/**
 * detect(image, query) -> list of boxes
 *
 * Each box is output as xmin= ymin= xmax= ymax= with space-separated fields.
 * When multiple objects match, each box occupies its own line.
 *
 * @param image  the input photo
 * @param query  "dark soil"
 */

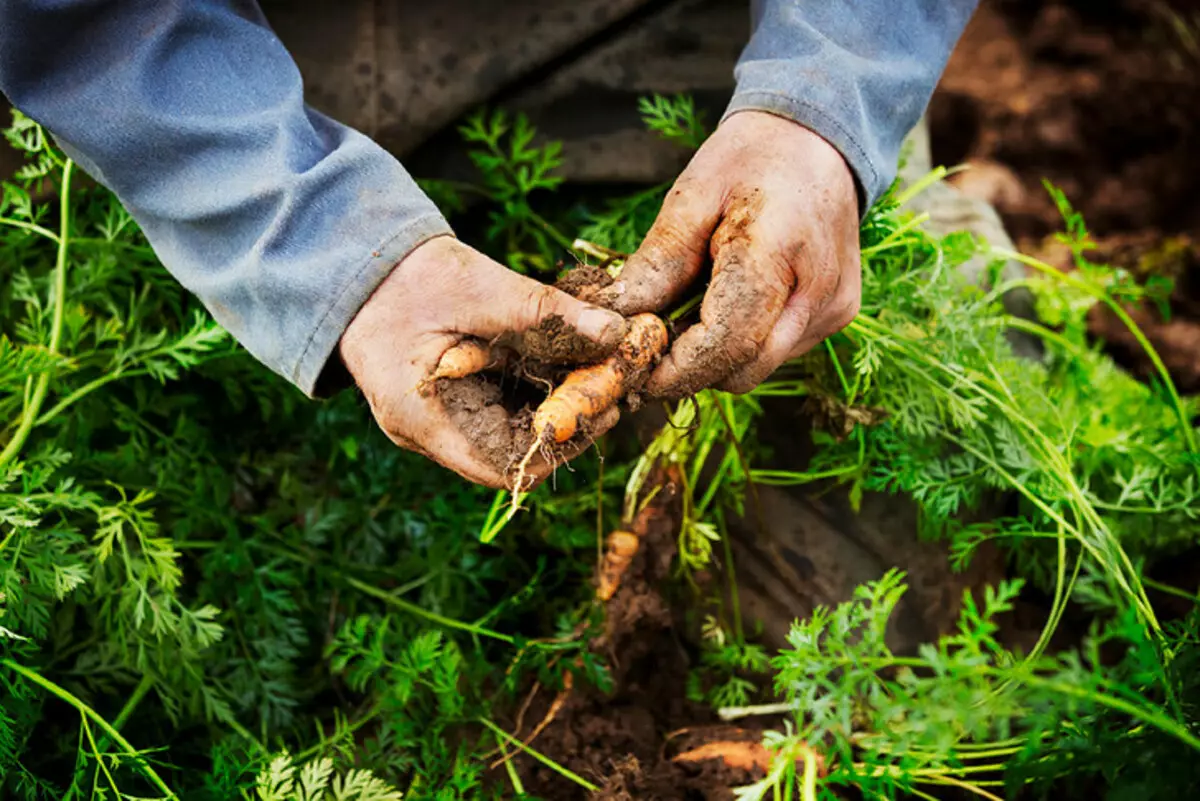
xmin=556 ymin=263 xmax=615 ymax=305
xmin=511 ymin=468 xmax=779 ymax=800
xmin=519 ymin=314 xmax=616 ymax=365
xmin=929 ymin=0 xmax=1200 ymax=391
xmin=495 ymin=4 xmax=1200 ymax=798
xmin=437 ymin=375 xmax=536 ymax=473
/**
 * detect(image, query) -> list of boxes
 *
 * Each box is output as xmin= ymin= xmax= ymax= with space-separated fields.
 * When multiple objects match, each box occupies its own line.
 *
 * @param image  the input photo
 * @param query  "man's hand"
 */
xmin=598 ymin=110 xmax=861 ymax=397
xmin=339 ymin=236 xmax=627 ymax=488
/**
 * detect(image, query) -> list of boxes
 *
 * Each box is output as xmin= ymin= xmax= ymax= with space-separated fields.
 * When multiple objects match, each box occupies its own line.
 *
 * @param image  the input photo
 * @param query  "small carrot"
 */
xmin=510 ymin=313 xmax=668 ymax=495
xmin=531 ymin=313 xmax=668 ymax=445
xmin=418 ymin=338 xmax=498 ymax=396
xmin=596 ymin=530 xmax=640 ymax=601
xmin=432 ymin=338 xmax=494 ymax=380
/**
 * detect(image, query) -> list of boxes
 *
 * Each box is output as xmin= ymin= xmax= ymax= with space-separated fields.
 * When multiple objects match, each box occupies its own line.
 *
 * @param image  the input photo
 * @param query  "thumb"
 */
xmin=460 ymin=257 xmax=628 ymax=361
xmin=595 ymin=173 xmax=722 ymax=316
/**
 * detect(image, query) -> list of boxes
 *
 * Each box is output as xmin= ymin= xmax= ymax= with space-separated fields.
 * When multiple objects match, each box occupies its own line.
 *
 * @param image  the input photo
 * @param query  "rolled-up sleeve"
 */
xmin=0 ymin=0 xmax=453 ymax=396
xmin=726 ymin=0 xmax=977 ymax=211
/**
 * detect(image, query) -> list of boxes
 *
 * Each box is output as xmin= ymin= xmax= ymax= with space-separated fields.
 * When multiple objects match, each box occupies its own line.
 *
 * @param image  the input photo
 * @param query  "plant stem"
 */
xmin=997 ymin=247 xmax=1198 ymax=455
xmin=1144 ymin=577 xmax=1200 ymax=604
xmin=2 ymin=658 xmax=177 ymax=799
xmin=0 ymin=216 xmax=60 ymax=242
xmin=478 ymin=717 xmax=599 ymax=792
xmin=0 ymin=160 xmax=73 ymax=471
xmin=801 ymin=746 xmax=818 ymax=801
xmin=341 ymin=573 xmax=515 ymax=644
xmin=34 ymin=369 xmax=150 ymax=426
xmin=258 ymin=541 xmax=515 ymax=643
xmin=718 ymin=701 xmax=792 ymax=721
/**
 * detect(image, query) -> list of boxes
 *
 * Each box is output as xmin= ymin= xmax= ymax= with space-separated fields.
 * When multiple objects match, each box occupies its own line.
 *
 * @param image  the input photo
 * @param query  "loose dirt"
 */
xmin=930 ymin=0 xmax=1200 ymax=390
xmin=520 ymin=314 xmax=616 ymax=365
xmin=511 ymin=468 xmax=780 ymax=800
xmin=556 ymin=263 xmax=616 ymax=305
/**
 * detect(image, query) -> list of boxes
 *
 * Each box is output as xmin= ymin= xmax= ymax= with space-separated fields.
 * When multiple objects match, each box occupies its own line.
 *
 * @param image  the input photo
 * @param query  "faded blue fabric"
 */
xmin=0 ymin=0 xmax=973 ymax=397
xmin=0 ymin=0 xmax=452 ymax=396
xmin=729 ymin=0 xmax=978 ymax=210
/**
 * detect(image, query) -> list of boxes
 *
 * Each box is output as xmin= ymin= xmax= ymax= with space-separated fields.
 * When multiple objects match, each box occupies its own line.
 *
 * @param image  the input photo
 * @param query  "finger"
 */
xmin=594 ymin=173 xmax=722 ymax=315
xmin=455 ymin=258 xmax=629 ymax=361
xmin=719 ymin=259 xmax=861 ymax=394
xmin=644 ymin=205 xmax=794 ymax=398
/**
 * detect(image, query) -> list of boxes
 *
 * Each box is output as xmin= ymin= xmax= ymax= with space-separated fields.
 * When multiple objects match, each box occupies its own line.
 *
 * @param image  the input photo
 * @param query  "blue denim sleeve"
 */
xmin=727 ymin=0 xmax=977 ymax=210
xmin=0 ymin=0 xmax=453 ymax=397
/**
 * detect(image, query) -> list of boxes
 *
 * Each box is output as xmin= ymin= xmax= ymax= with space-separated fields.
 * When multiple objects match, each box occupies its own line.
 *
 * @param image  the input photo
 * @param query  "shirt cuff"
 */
xmin=296 ymin=214 xmax=453 ymax=398
xmin=723 ymin=88 xmax=879 ymax=217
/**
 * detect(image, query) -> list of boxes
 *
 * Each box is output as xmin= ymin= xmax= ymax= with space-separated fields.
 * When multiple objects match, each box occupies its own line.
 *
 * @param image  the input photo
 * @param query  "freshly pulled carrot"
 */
xmin=432 ymin=338 xmax=494 ymax=380
xmin=510 ymin=313 xmax=667 ymax=496
xmin=596 ymin=530 xmax=640 ymax=601
xmin=673 ymin=740 xmax=825 ymax=776
xmin=531 ymin=313 xmax=668 ymax=445
xmin=672 ymin=741 xmax=775 ymax=773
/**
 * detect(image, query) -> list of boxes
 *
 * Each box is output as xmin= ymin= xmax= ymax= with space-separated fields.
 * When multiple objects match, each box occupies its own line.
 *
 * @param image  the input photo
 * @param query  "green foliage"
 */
xmin=455 ymin=109 xmax=569 ymax=273
xmin=735 ymin=571 xmax=1200 ymax=800
xmin=0 ymin=109 xmax=614 ymax=801
xmin=4 ymin=92 xmax=1200 ymax=801
xmin=638 ymin=93 xmax=709 ymax=150
xmin=252 ymin=752 xmax=403 ymax=801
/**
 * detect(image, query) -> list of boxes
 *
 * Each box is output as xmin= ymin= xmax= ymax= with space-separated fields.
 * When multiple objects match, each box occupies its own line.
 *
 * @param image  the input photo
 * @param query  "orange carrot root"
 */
xmin=596 ymin=530 xmax=640 ymax=601
xmin=673 ymin=740 xmax=825 ymax=775
xmin=531 ymin=313 xmax=668 ymax=445
xmin=432 ymin=339 xmax=494 ymax=380
xmin=672 ymin=741 xmax=775 ymax=773
xmin=509 ymin=313 xmax=668 ymax=497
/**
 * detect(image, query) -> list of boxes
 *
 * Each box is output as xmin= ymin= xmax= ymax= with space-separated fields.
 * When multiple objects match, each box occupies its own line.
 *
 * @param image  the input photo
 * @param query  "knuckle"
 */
xmin=827 ymin=296 xmax=861 ymax=334
xmin=517 ymin=285 xmax=555 ymax=329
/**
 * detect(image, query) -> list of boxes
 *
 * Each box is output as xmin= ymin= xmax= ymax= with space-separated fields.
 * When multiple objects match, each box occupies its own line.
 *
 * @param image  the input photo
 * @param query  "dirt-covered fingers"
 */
xmin=643 ymin=204 xmax=795 ymax=398
xmin=718 ymin=249 xmax=861 ymax=394
xmin=594 ymin=174 xmax=722 ymax=316
xmin=449 ymin=253 xmax=626 ymax=358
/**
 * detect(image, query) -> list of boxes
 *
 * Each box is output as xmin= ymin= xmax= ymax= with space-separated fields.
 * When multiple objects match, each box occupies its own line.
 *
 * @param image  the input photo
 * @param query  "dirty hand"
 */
xmin=338 ymin=236 xmax=627 ymax=488
xmin=598 ymin=110 xmax=861 ymax=397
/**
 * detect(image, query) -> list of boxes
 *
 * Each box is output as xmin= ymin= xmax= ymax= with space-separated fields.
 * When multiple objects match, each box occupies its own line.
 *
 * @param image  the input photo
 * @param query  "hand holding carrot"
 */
xmin=597 ymin=110 xmax=862 ymax=397
xmin=338 ymin=236 xmax=627 ymax=488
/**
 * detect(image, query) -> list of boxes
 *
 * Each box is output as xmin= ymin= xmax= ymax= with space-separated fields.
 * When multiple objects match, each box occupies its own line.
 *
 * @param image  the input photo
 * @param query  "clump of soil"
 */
xmin=519 ymin=314 xmax=615 ymax=365
xmin=555 ymin=263 xmax=615 ymax=304
xmin=508 ymin=468 xmax=782 ymax=800
xmin=436 ymin=375 xmax=536 ymax=472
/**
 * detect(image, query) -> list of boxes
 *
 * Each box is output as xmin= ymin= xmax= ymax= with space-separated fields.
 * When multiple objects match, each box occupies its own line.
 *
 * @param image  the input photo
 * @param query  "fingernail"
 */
xmin=576 ymin=307 xmax=625 ymax=343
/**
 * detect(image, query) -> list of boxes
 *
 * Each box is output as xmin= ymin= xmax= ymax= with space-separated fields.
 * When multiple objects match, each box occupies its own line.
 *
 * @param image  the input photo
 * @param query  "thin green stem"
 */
xmin=0 ymin=160 xmax=73 ymax=471
xmin=716 ymin=506 xmax=744 ymax=643
xmin=35 ymin=368 xmax=150 ymax=426
xmin=749 ymin=466 xmax=859 ymax=486
xmin=478 ymin=717 xmax=599 ymax=792
xmin=1144 ymin=577 xmax=1200 ymax=604
xmin=80 ymin=716 xmax=123 ymax=798
xmin=258 ymin=541 xmax=514 ymax=642
xmin=113 ymin=672 xmax=154 ymax=731
xmin=800 ymin=747 xmax=818 ymax=801
xmin=997 ymin=247 xmax=1197 ymax=454
xmin=2 ymin=658 xmax=177 ymax=799
xmin=0 ymin=216 xmax=60 ymax=242
xmin=341 ymin=574 xmax=514 ymax=644
xmin=999 ymin=315 xmax=1084 ymax=355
